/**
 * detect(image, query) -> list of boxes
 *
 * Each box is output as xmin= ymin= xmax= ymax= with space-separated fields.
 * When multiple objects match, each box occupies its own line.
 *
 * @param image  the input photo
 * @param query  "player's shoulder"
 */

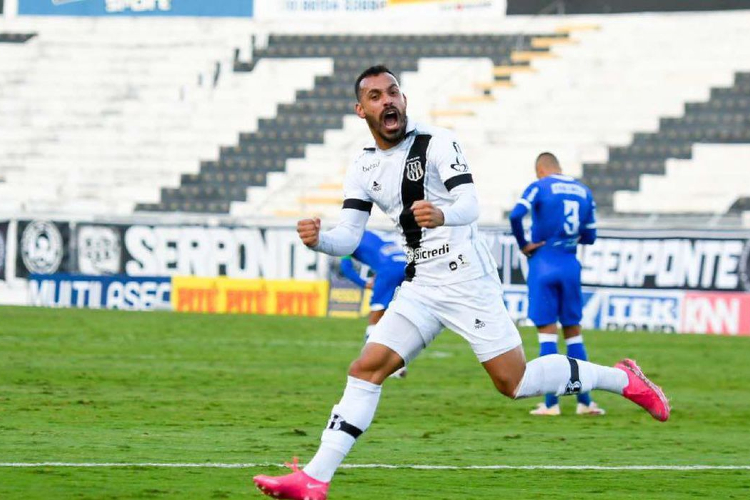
xmin=348 ymin=146 xmax=379 ymax=174
xmin=412 ymin=122 xmax=458 ymax=143
xmin=523 ymin=178 xmax=543 ymax=193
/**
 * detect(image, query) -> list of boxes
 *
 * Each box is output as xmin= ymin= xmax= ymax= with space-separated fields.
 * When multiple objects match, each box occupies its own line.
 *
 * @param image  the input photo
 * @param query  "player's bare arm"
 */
xmin=521 ymin=241 xmax=545 ymax=257
xmin=411 ymin=200 xmax=444 ymax=228
xmin=297 ymin=218 xmax=321 ymax=247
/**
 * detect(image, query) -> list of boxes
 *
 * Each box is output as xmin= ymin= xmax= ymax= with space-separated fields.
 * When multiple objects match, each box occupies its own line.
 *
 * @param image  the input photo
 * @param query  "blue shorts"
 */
xmin=370 ymin=264 xmax=406 ymax=311
xmin=527 ymin=253 xmax=582 ymax=327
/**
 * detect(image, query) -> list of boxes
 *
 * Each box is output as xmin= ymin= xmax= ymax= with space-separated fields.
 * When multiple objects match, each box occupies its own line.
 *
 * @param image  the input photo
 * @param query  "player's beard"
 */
xmin=366 ymin=107 xmax=407 ymax=148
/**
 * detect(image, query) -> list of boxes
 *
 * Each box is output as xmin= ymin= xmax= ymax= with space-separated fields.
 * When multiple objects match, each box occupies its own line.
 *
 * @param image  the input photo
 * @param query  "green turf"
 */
xmin=1 ymin=306 xmax=749 ymax=499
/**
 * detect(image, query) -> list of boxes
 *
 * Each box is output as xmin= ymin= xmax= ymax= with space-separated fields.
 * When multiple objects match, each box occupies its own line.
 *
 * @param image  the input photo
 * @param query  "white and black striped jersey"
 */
xmin=341 ymin=121 xmax=496 ymax=286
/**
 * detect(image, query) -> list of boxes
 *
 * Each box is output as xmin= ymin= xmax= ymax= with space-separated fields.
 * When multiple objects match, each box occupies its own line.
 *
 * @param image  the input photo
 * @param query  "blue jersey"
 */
xmin=509 ymin=174 xmax=597 ymax=256
xmin=339 ymin=231 xmax=406 ymax=288
xmin=339 ymin=231 xmax=407 ymax=311
xmin=509 ymin=174 xmax=597 ymax=327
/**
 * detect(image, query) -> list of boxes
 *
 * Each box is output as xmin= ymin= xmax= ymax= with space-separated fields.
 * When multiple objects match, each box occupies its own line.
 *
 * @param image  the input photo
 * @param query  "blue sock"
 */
xmin=566 ymin=336 xmax=592 ymax=406
xmin=538 ymin=334 xmax=559 ymax=408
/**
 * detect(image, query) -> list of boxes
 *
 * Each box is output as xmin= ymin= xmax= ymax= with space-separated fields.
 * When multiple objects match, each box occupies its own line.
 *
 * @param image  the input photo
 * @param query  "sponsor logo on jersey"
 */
xmin=474 ymin=318 xmax=486 ymax=329
xmin=21 ymin=221 xmax=64 ymax=274
xmin=551 ymin=182 xmax=587 ymax=198
xmin=372 ymin=181 xmax=382 ymax=192
xmin=405 ymin=156 xmax=424 ymax=181
xmin=405 ymin=243 xmax=450 ymax=263
xmin=363 ymin=160 xmax=380 ymax=172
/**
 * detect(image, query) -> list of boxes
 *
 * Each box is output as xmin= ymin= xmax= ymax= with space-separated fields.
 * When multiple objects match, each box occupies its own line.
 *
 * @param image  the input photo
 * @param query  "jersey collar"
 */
xmin=550 ymin=174 xmax=575 ymax=181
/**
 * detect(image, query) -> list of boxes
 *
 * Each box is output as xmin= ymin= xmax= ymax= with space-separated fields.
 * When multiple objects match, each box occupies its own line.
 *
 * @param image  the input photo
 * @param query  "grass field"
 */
xmin=1 ymin=306 xmax=749 ymax=499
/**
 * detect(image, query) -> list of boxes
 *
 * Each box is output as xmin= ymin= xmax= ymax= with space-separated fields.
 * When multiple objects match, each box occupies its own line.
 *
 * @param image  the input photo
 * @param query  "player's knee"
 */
xmin=348 ymin=356 xmax=388 ymax=383
xmin=486 ymin=373 xmax=519 ymax=398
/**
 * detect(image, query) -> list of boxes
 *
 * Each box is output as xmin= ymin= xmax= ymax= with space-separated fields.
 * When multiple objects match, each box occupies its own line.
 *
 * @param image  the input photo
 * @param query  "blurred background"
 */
xmin=1 ymin=0 xmax=750 ymax=334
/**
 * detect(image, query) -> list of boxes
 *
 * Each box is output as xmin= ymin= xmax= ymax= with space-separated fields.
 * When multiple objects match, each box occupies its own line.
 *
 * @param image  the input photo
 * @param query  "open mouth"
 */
xmin=382 ymin=109 xmax=400 ymax=131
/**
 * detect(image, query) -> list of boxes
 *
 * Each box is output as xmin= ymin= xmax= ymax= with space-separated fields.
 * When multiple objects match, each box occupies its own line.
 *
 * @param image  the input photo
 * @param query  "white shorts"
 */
xmin=367 ymin=273 xmax=522 ymax=364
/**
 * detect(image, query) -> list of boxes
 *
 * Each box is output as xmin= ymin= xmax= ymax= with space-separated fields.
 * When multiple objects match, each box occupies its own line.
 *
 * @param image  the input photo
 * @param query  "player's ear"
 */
xmin=355 ymin=101 xmax=366 ymax=119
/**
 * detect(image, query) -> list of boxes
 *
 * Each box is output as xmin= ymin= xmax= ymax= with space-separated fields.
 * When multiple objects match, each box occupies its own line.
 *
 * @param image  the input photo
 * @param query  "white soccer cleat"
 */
xmin=389 ymin=367 xmax=408 ymax=379
xmin=529 ymin=403 xmax=561 ymax=416
xmin=576 ymin=402 xmax=606 ymax=416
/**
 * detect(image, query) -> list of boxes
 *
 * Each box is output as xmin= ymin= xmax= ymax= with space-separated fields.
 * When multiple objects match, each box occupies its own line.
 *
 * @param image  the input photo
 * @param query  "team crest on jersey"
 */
xmin=405 ymin=157 xmax=424 ymax=182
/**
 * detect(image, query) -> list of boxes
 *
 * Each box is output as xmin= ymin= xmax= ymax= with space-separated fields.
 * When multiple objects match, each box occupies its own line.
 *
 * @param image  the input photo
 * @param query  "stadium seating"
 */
xmin=589 ymin=72 xmax=750 ymax=213
xmin=1 ymin=11 xmax=749 ymax=222
xmin=613 ymin=144 xmax=750 ymax=214
xmin=0 ymin=18 xmax=329 ymax=215
xmin=233 ymin=12 xmax=750 ymax=224
xmin=140 ymin=33 xmax=559 ymax=214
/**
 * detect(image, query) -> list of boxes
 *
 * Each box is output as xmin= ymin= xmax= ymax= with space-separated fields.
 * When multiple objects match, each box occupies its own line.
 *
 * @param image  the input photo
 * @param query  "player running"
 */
xmin=510 ymin=152 xmax=604 ymax=416
xmin=253 ymin=66 xmax=670 ymax=500
xmin=339 ymin=230 xmax=407 ymax=378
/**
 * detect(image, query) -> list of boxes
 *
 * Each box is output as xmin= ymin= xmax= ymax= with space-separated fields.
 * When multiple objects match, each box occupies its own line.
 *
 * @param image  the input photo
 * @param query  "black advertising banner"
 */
xmin=15 ymin=220 xmax=73 ymax=278
xmin=579 ymin=230 xmax=750 ymax=292
xmin=115 ymin=224 xmax=321 ymax=280
xmin=483 ymin=229 xmax=750 ymax=292
xmin=0 ymin=221 xmax=8 ymax=281
xmin=15 ymin=221 xmax=750 ymax=293
xmin=73 ymin=223 xmax=326 ymax=279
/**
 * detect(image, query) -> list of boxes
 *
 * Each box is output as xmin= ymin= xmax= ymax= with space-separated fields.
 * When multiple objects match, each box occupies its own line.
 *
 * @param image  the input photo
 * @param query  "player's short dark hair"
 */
xmin=536 ymin=152 xmax=560 ymax=170
xmin=354 ymin=65 xmax=397 ymax=101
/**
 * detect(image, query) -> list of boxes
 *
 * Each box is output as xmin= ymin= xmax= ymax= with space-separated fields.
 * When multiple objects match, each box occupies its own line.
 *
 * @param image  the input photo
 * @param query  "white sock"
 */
xmin=303 ymin=376 xmax=382 ymax=482
xmin=565 ymin=335 xmax=583 ymax=345
xmin=515 ymin=354 xmax=628 ymax=398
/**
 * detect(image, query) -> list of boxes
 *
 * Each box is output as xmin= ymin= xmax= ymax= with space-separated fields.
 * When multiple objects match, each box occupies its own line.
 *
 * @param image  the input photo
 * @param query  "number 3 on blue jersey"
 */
xmin=563 ymin=199 xmax=580 ymax=236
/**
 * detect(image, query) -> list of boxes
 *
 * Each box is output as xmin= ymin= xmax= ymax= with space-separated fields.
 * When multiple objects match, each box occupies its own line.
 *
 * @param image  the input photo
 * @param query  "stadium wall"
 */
xmin=507 ymin=0 xmax=750 ymax=15
xmin=3 ymin=218 xmax=750 ymax=335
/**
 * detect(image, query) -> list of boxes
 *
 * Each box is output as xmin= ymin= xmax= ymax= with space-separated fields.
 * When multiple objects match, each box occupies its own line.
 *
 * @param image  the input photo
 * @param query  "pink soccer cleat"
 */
xmin=253 ymin=457 xmax=329 ymax=500
xmin=615 ymin=359 xmax=670 ymax=422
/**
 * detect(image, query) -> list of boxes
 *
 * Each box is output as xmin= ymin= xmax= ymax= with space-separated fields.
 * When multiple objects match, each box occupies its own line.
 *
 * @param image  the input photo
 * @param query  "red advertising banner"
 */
xmin=682 ymin=292 xmax=750 ymax=336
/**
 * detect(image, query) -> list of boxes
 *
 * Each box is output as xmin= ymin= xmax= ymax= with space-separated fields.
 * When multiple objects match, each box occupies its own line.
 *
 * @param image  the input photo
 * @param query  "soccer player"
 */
xmin=339 ymin=229 xmax=408 ymax=378
xmin=509 ymin=153 xmax=604 ymax=416
xmin=253 ymin=66 xmax=669 ymax=500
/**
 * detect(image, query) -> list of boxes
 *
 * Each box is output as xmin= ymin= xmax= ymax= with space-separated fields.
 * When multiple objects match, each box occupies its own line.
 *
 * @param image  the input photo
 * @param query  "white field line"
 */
xmin=0 ymin=463 xmax=749 ymax=471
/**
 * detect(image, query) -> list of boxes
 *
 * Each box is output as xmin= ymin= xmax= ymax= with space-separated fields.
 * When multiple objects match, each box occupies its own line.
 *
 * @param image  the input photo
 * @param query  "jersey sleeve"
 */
xmin=314 ymin=158 xmax=372 ymax=256
xmin=579 ymin=188 xmax=598 ymax=245
xmin=342 ymin=157 xmax=374 ymax=213
xmin=508 ymin=182 xmax=539 ymax=249
xmin=517 ymin=181 xmax=541 ymax=211
xmin=430 ymin=133 xmax=474 ymax=192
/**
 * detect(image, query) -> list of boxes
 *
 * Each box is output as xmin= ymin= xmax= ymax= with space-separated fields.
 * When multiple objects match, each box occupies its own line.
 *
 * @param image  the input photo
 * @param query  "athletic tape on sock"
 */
xmin=564 ymin=357 xmax=583 ymax=395
xmin=327 ymin=414 xmax=363 ymax=439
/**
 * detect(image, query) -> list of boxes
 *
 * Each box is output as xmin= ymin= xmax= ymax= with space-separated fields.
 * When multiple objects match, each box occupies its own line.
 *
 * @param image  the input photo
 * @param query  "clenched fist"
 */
xmin=411 ymin=200 xmax=445 ymax=228
xmin=297 ymin=217 xmax=321 ymax=248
